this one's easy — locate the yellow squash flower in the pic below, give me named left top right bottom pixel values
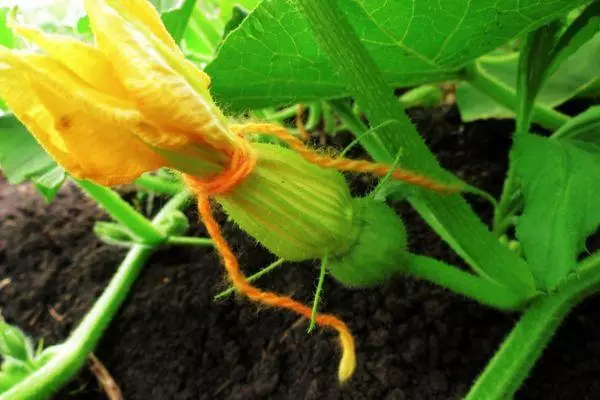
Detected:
left=0, top=0, right=235, bottom=186
left=0, top=0, right=362, bottom=383
left=0, top=0, right=455, bottom=385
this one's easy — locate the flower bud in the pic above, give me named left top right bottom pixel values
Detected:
left=157, top=210, right=190, bottom=236
left=93, top=222, right=136, bottom=247
left=0, top=321, right=34, bottom=362
left=218, top=143, right=360, bottom=261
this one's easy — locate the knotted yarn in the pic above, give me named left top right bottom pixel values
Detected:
left=183, top=120, right=460, bottom=383
left=183, top=130, right=357, bottom=382
left=183, top=139, right=257, bottom=197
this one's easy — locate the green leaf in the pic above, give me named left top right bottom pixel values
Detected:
left=220, top=0, right=259, bottom=23
left=0, top=320, right=34, bottom=362
left=516, top=20, right=562, bottom=133
left=457, top=31, right=600, bottom=122
left=0, top=116, right=55, bottom=184
left=553, top=105, right=600, bottom=143
left=0, top=8, right=14, bottom=112
left=32, top=166, right=66, bottom=203
left=161, top=0, right=197, bottom=44
left=222, top=6, right=249, bottom=38
left=208, top=0, right=588, bottom=112
left=513, top=134, right=600, bottom=290
left=150, top=0, right=185, bottom=12
left=0, top=115, right=64, bottom=201
left=0, top=8, right=15, bottom=48
left=181, top=2, right=224, bottom=63
left=549, top=1, right=600, bottom=76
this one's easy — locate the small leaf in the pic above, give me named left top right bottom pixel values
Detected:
left=222, top=6, right=248, bottom=39
left=0, top=115, right=65, bottom=201
left=553, top=105, right=600, bottom=144
left=0, top=320, right=34, bottom=363
left=0, top=8, right=15, bottom=48
left=32, top=166, right=66, bottom=203
left=514, top=134, right=600, bottom=290
left=0, top=115, right=55, bottom=184
left=549, top=1, right=600, bottom=76
left=181, top=2, right=223, bottom=63
left=220, top=0, right=259, bottom=23
left=93, top=222, right=136, bottom=248
left=516, top=20, right=562, bottom=132
left=161, top=0, right=197, bottom=44
left=457, top=31, right=600, bottom=122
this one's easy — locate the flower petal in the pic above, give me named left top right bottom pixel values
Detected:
left=84, top=0, right=234, bottom=151
left=0, top=49, right=142, bottom=127
left=8, top=20, right=129, bottom=98
left=27, top=79, right=167, bottom=185
left=0, top=65, right=84, bottom=177
left=0, top=52, right=167, bottom=185
left=105, top=0, right=179, bottom=53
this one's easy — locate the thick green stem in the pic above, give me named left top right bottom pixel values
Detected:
left=407, top=256, right=528, bottom=311
left=306, top=102, right=322, bottom=131
left=463, top=61, right=569, bottom=131
left=466, top=252, right=600, bottom=399
left=399, top=85, right=443, bottom=108
left=135, top=174, right=184, bottom=196
left=296, top=2, right=535, bottom=299
left=76, top=180, right=166, bottom=245
left=0, top=192, right=191, bottom=400
left=165, top=235, right=213, bottom=247
left=267, top=105, right=298, bottom=122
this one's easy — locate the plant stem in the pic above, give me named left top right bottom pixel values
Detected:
left=399, top=85, right=443, bottom=108
left=267, top=105, right=298, bottom=122
left=295, top=0, right=537, bottom=300
left=165, top=236, right=213, bottom=247
left=214, top=258, right=286, bottom=300
left=306, top=102, right=322, bottom=131
left=135, top=174, right=184, bottom=196
left=466, top=251, right=600, bottom=399
left=463, top=61, right=569, bottom=131
left=308, top=255, right=328, bottom=333
left=0, top=192, right=191, bottom=400
left=407, top=255, right=528, bottom=311
left=299, top=9, right=535, bottom=301
left=76, top=179, right=166, bottom=246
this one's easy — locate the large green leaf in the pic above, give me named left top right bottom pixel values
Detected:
left=0, top=115, right=65, bottom=201
left=208, top=0, right=589, bottom=112
left=181, top=1, right=224, bottom=63
left=457, top=26, right=600, bottom=122
left=513, top=134, right=600, bottom=290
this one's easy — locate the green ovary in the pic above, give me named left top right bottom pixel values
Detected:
left=328, top=197, right=409, bottom=287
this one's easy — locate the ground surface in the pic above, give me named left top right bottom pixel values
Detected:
left=1, top=107, right=600, bottom=399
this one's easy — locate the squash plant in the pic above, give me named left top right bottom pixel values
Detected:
left=0, top=0, right=598, bottom=399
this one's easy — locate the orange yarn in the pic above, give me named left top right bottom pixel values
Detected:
left=230, top=123, right=461, bottom=193
left=186, top=120, right=457, bottom=383
left=194, top=191, right=356, bottom=381
left=183, top=140, right=256, bottom=196
left=184, top=132, right=356, bottom=382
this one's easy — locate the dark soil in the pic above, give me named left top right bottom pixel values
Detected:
left=1, top=107, right=600, bottom=399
